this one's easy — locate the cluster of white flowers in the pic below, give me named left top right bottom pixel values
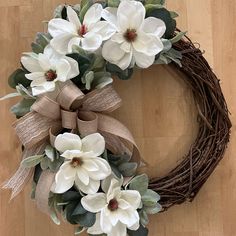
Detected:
left=21, top=0, right=166, bottom=96
left=50, top=132, right=141, bottom=236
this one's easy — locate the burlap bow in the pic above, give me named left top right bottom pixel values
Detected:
left=3, top=81, right=143, bottom=213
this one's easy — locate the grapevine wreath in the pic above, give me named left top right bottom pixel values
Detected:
left=1, top=0, right=231, bottom=235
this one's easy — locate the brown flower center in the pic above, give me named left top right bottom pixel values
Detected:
left=108, top=198, right=119, bottom=211
left=124, top=29, right=137, bottom=42
left=71, top=157, right=83, bottom=168
left=45, top=70, right=57, bottom=81
left=79, top=24, right=87, bottom=37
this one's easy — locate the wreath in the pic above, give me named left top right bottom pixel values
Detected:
left=1, top=0, right=231, bottom=236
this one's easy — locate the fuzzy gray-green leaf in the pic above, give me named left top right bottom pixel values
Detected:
left=144, top=203, right=162, bottom=214
left=129, top=174, right=149, bottom=195
left=21, top=155, right=44, bottom=168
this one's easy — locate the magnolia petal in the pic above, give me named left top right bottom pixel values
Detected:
left=133, top=50, right=155, bottom=68
left=61, top=150, right=83, bottom=161
left=82, top=160, right=99, bottom=172
left=50, top=33, right=74, bottom=55
left=38, top=53, right=51, bottom=71
left=90, top=21, right=116, bottom=40
left=52, top=168, right=75, bottom=193
left=120, top=190, right=141, bottom=210
left=117, top=52, right=133, bottom=70
left=81, top=193, right=106, bottom=213
left=48, top=18, right=77, bottom=37
left=55, top=133, right=82, bottom=153
left=111, top=33, right=125, bottom=44
left=102, top=7, right=118, bottom=29
left=87, top=213, right=104, bottom=235
left=82, top=133, right=105, bottom=157
left=83, top=3, right=103, bottom=28
left=56, top=58, right=71, bottom=82
left=107, top=179, right=122, bottom=201
left=132, top=32, right=151, bottom=54
left=81, top=32, right=102, bottom=51
left=21, top=55, right=42, bottom=73
left=100, top=207, right=113, bottom=233
left=86, top=158, right=111, bottom=180
left=67, top=6, right=81, bottom=29
left=107, top=222, right=127, bottom=236
left=42, top=81, right=56, bottom=92
left=120, top=41, right=131, bottom=53
left=142, top=17, right=166, bottom=38
left=32, top=86, right=53, bottom=96
left=76, top=167, right=90, bottom=185
left=118, top=199, right=130, bottom=210
left=64, top=56, right=80, bottom=78
left=30, top=77, right=47, bottom=88
left=102, top=40, right=126, bottom=64
left=59, top=162, right=77, bottom=180
left=118, top=207, right=140, bottom=228
left=75, top=176, right=100, bottom=194
left=117, top=0, right=145, bottom=31
left=128, top=220, right=140, bottom=231
left=25, top=72, right=45, bottom=81
left=67, top=37, right=81, bottom=53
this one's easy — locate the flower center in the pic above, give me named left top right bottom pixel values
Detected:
left=108, top=198, right=119, bottom=211
left=45, top=70, right=57, bottom=81
left=124, top=29, right=137, bottom=42
left=71, top=157, right=83, bottom=168
left=79, top=24, right=87, bottom=37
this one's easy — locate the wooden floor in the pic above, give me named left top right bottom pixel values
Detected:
left=0, top=0, right=236, bottom=235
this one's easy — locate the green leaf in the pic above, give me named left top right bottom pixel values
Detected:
left=31, top=181, right=37, bottom=199
left=21, top=155, right=44, bottom=168
left=142, top=189, right=160, bottom=203
left=0, top=92, right=20, bottom=101
left=170, top=31, right=187, bottom=44
left=118, top=162, right=138, bottom=177
left=45, top=145, right=56, bottom=161
left=72, top=202, right=87, bottom=216
left=79, top=0, right=93, bottom=22
left=170, top=11, right=179, bottom=18
left=40, top=157, right=49, bottom=170
left=139, top=210, right=149, bottom=226
left=53, top=4, right=65, bottom=18
left=16, top=84, right=35, bottom=99
left=146, top=7, right=176, bottom=38
left=144, top=203, right=162, bottom=214
left=145, top=0, right=165, bottom=5
left=33, top=165, right=43, bottom=184
left=8, top=69, right=31, bottom=89
left=11, top=98, right=35, bottom=117
left=62, top=191, right=82, bottom=202
left=127, top=224, right=149, bottom=236
left=129, top=174, right=149, bottom=195
left=75, top=211, right=96, bottom=227
left=75, top=226, right=86, bottom=235
left=108, top=0, right=120, bottom=7
left=31, top=42, right=44, bottom=54
left=106, top=62, right=134, bottom=80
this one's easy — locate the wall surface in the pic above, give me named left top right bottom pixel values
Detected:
left=0, top=0, right=235, bottom=236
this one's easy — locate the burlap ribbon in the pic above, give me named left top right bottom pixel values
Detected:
left=4, top=81, right=143, bottom=213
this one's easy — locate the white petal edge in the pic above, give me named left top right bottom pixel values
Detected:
left=81, top=193, right=106, bottom=213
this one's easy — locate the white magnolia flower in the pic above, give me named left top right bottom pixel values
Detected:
left=48, top=4, right=116, bottom=54
left=21, top=46, right=79, bottom=96
left=81, top=178, right=141, bottom=236
left=51, top=133, right=111, bottom=194
left=102, top=0, right=166, bottom=69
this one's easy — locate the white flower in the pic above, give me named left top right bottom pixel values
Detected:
left=21, top=46, right=79, bottom=96
left=48, top=4, right=116, bottom=54
left=102, top=0, right=166, bottom=70
left=51, top=133, right=111, bottom=194
left=81, top=178, right=141, bottom=236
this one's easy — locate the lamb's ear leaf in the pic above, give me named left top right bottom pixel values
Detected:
left=129, top=174, right=149, bottom=195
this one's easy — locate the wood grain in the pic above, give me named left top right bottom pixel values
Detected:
left=0, top=0, right=235, bottom=235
